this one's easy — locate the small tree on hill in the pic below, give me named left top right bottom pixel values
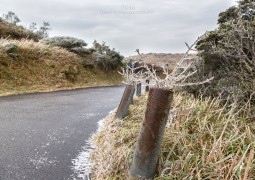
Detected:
left=93, top=40, right=124, bottom=71
left=28, top=21, right=51, bottom=40
left=2, top=11, right=20, bottom=25
left=29, top=22, right=37, bottom=32
left=37, top=21, right=51, bottom=39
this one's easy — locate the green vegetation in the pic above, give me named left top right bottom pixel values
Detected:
left=42, top=36, right=87, bottom=50
left=93, top=40, right=124, bottom=71
left=186, top=0, right=255, bottom=105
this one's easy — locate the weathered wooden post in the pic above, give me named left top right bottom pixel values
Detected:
left=136, top=82, right=142, bottom=96
left=145, top=80, right=150, bottom=92
left=130, top=88, right=173, bottom=179
left=115, top=85, right=135, bottom=120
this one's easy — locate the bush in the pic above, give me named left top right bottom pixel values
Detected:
left=92, top=41, right=124, bottom=71
left=185, top=0, right=255, bottom=105
left=42, top=36, right=87, bottom=49
left=69, top=47, right=95, bottom=55
left=4, top=43, right=19, bottom=59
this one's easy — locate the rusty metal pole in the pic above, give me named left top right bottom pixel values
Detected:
left=145, top=80, right=150, bottom=92
left=136, top=82, right=142, bottom=97
left=115, top=85, right=135, bottom=120
left=130, top=88, right=173, bottom=179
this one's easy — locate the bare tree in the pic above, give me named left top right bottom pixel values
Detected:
left=3, top=11, right=20, bottom=25
left=37, top=21, right=51, bottom=39
left=29, top=22, right=37, bottom=32
left=120, top=36, right=214, bottom=90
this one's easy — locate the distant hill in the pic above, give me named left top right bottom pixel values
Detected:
left=0, top=18, right=39, bottom=41
left=127, top=53, right=196, bottom=67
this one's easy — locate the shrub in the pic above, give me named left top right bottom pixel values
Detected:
left=4, top=43, right=19, bottom=59
left=4, top=43, right=18, bottom=53
left=42, top=36, right=87, bottom=49
left=92, top=40, right=124, bottom=71
left=69, top=47, right=95, bottom=55
left=184, top=0, right=255, bottom=105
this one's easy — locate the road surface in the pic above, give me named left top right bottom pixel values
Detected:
left=0, top=86, right=124, bottom=180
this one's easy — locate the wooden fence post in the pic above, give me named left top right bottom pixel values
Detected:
left=130, top=88, right=173, bottom=179
left=115, top=85, right=135, bottom=120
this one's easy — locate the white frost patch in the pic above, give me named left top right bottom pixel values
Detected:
left=30, top=156, right=48, bottom=169
left=71, top=143, right=93, bottom=180
left=85, top=113, right=99, bottom=117
left=29, top=152, right=58, bottom=170
left=70, top=108, right=117, bottom=180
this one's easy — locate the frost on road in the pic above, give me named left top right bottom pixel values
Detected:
left=71, top=144, right=92, bottom=180
left=70, top=109, right=116, bottom=180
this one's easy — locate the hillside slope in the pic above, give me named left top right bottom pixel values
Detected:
left=0, top=17, right=38, bottom=41
left=127, top=53, right=189, bottom=67
left=0, top=39, right=121, bottom=96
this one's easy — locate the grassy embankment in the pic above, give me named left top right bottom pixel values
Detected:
left=0, top=39, right=122, bottom=96
left=91, top=93, right=255, bottom=179
left=0, top=17, right=122, bottom=96
left=0, top=17, right=38, bottom=41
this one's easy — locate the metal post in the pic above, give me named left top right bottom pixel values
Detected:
left=145, top=80, right=150, bottom=92
left=130, top=88, right=173, bottom=179
left=136, top=82, right=142, bottom=96
left=115, top=85, right=135, bottom=120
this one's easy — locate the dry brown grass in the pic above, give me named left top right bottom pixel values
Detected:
left=0, top=18, right=38, bottom=40
left=90, top=96, right=146, bottom=179
left=90, top=93, right=255, bottom=179
left=0, top=39, right=122, bottom=96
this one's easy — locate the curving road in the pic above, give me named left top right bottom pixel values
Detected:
left=0, top=86, right=124, bottom=180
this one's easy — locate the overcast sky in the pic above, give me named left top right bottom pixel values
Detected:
left=0, top=0, right=236, bottom=56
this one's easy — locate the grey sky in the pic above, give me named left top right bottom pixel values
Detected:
left=0, top=0, right=236, bottom=56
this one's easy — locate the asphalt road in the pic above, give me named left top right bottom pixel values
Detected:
left=0, top=86, right=124, bottom=180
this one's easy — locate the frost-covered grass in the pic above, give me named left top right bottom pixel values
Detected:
left=90, top=93, right=255, bottom=179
